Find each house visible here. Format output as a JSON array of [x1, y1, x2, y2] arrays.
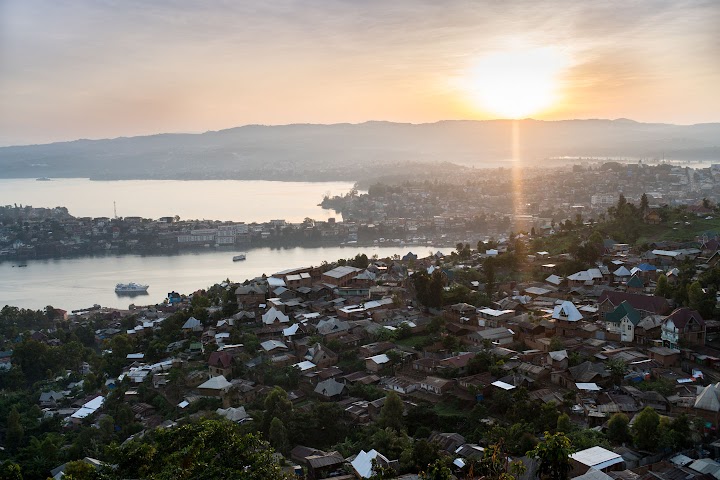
[[262, 307, 290, 325], [661, 308, 706, 349], [181, 316, 202, 332], [39, 390, 65, 408], [305, 451, 346, 479], [216, 406, 251, 423], [598, 291, 671, 319], [366, 354, 391, 373], [303, 343, 338, 368], [647, 346, 680, 367], [413, 357, 441, 374], [604, 301, 641, 343], [314, 378, 346, 399], [235, 283, 267, 308], [694, 383, 720, 426], [261, 339, 288, 353], [321, 265, 362, 287], [467, 327, 514, 346], [569, 446, 624, 476], [351, 449, 392, 479], [208, 351, 234, 378], [625, 274, 644, 293], [381, 377, 418, 395], [316, 317, 350, 337], [548, 350, 569, 370], [197, 375, 232, 397], [553, 301, 583, 337], [420, 376, 454, 395]]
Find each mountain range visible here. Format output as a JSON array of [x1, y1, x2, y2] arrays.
[[0, 119, 718, 182]]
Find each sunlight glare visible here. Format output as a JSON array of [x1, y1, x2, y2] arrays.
[[468, 47, 568, 118]]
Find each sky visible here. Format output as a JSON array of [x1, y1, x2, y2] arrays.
[[1, 0, 719, 146]]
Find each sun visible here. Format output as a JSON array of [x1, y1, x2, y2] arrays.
[[467, 47, 568, 119]]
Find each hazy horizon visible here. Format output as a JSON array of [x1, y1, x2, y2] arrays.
[[2, 0, 719, 146], [2, 117, 719, 149]]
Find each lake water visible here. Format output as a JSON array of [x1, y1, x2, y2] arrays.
[[0, 246, 444, 311], [0, 178, 356, 223]]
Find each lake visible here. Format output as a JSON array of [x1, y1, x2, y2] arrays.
[[0, 246, 444, 311], [0, 178, 356, 223]]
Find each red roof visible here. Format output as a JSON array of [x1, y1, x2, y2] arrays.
[[666, 307, 705, 329], [208, 351, 233, 369], [599, 291, 671, 316]]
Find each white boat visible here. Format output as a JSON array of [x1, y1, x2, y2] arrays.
[[232, 253, 247, 261], [115, 282, 149, 293]]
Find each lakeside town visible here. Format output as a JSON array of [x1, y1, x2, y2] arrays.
[[6, 180, 720, 478], [4, 162, 720, 262]]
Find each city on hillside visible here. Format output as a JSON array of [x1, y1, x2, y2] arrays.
[[4, 193, 720, 478]]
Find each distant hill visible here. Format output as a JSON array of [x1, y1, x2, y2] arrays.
[[0, 119, 718, 181]]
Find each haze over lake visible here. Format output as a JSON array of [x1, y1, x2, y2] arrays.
[[0, 246, 443, 311], [0, 178, 356, 223]]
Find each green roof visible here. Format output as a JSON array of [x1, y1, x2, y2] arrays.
[[605, 301, 641, 326], [627, 274, 644, 289]]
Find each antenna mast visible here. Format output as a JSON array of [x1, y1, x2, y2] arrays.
[[114, 201, 117, 219]]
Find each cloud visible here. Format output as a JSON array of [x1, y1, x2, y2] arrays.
[[0, 0, 718, 145]]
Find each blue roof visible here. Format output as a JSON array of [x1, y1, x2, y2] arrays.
[[637, 263, 657, 271]]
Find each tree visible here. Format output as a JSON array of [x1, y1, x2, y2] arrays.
[[107, 419, 288, 479], [63, 460, 98, 480], [268, 417, 290, 455], [549, 337, 564, 352], [607, 359, 627, 386], [528, 432, 573, 480], [607, 413, 631, 445], [0, 461, 23, 480], [655, 274, 670, 297], [378, 392, 404, 432], [420, 459, 452, 480], [263, 387, 293, 434], [640, 193, 649, 216], [556, 414, 572, 434], [6, 407, 24, 452], [632, 407, 660, 451]]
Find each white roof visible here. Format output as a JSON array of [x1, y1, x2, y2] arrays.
[[367, 354, 390, 364], [479, 308, 515, 317], [262, 307, 290, 324], [198, 375, 231, 390], [351, 449, 388, 478], [261, 340, 287, 351], [178, 400, 189, 408], [216, 406, 249, 423], [267, 277, 286, 287], [652, 249, 681, 257], [570, 446, 623, 470], [576, 382, 601, 391], [491, 380, 516, 390], [293, 360, 316, 371], [283, 324, 300, 336], [525, 287, 552, 296], [553, 301, 583, 322], [545, 274, 563, 285], [613, 266, 632, 276], [71, 395, 105, 419], [182, 317, 201, 329]]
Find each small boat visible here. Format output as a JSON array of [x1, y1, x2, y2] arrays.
[[17, 264, 27, 267], [115, 282, 149, 293], [232, 253, 247, 261]]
